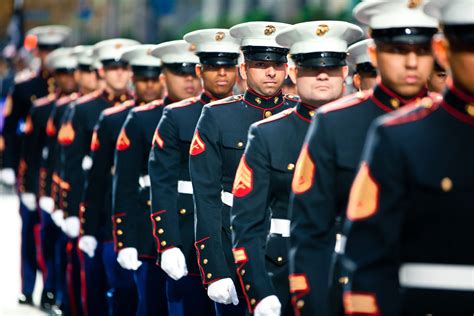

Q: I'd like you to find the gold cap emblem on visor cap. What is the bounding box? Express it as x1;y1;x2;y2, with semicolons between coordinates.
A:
264;25;276;36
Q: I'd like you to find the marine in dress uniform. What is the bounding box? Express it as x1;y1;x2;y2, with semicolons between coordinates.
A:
230;21;363;316
188;21;297;316
148;29;240;315
112;40;200;316
57;38;138;316
341;0;474;314
1;25;70;185
347;39;378;92
288;2;438;315
7;26;71;307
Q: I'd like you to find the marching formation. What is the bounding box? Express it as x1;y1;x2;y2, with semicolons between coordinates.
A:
0;0;473;315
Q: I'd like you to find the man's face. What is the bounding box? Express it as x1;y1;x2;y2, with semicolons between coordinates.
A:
55;72;77;94
293;66;347;106
197;64;237;99
162;69;202;101
133;76;163;103
240;60;287;96
101;65;132;92
74;69;99;93
370;42;434;97
427;69;448;93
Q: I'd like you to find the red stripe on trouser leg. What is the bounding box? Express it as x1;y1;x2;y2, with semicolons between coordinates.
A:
77;245;88;316
66;240;78;316
34;223;48;281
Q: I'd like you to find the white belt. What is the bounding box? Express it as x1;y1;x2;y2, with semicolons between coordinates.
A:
178;180;193;194
139;175;151;188
221;191;233;207
269;218;291;237
334;234;347;254
399;263;474;291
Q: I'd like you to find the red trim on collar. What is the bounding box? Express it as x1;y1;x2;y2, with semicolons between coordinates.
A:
247;88;282;100
378;82;427;104
441;101;474;126
448;81;474;103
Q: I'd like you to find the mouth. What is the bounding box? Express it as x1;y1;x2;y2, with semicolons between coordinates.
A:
404;75;419;84
216;81;228;86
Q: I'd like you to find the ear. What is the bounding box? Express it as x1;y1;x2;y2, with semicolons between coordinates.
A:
342;65;349;78
368;43;378;69
74;70;80;82
195;64;203;79
289;67;297;84
239;62;248;80
432;34;450;72
98;67;105;78
352;73;361;90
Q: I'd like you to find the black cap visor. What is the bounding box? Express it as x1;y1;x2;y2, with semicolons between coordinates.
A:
101;59;130;69
443;24;474;51
356;62;377;76
242;46;289;63
292;52;347;68
131;65;162;78
164;63;197;76
197;52;239;66
371;27;437;45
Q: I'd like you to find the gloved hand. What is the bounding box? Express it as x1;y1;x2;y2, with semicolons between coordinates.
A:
207;278;239;305
39;196;55;214
78;235;98;258
51;209;65;228
0;168;16;186
254;295;281;316
20;193;37;211
62;216;80;238
117;248;142;270
161;248;188;280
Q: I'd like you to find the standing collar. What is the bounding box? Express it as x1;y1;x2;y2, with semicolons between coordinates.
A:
244;88;284;110
295;102;316;123
200;91;217;104
101;89;134;106
371;83;428;112
441;82;474;125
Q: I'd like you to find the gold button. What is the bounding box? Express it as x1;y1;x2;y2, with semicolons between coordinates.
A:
240;269;246;276
158;228;164;234
118;242;123;247
203;258;208;265
309;111;315;117
179;208;186;215
63;202;68;208
420;97;433;108
206;273;212;279
147;200;151;206
117;229;123;235
441;177;453;192
200;244;205;250
116;218;122;224
255;97;262;105
80;205;85;212
155;216;161;221
80;229;84;234
81;218;85;224
245;284;251;291
250;298;256;305
237;141;244;148
264;110;272;118
277;256;283;263
296;300;305;309
339;276;349;284
161;241;167;247
62;192;67;197
287;163;295;171
466;103;474;117
390;98;400;109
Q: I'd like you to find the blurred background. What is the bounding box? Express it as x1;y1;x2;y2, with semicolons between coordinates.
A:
1;0;361;50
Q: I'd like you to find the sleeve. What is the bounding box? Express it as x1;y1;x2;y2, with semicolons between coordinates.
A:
341;122;406;316
288;112;337;315
149;108;183;254
2;84;28;170
189;105;230;285
82;114;112;237
112;111;141;251
41;107;58;198
54;106;72;210
18;108;37;193
231;125;274;312
61;106;88;217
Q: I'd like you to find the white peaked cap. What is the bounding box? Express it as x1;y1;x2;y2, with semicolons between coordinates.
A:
93;38;141;62
183;29;241;54
229;21;291;48
151;40;200;64
120;44;162;67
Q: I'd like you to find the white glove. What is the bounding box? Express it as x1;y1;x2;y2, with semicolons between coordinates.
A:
78;235;98;258
63;216;80;238
51;209;65;228
254;295;281;316
39;196;55;214
117;248;142;270
0;168;16;186
207;278;239;305
161;248;188;280
20;193;37;211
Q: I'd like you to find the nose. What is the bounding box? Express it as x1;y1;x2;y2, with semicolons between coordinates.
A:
217;67;226;76
266;65;276;77
316;69;329;80
405;51;418;69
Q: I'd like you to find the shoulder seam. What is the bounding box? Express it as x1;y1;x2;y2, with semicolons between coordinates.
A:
319;91;370;114
207;95;243;107
254;108;295;126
